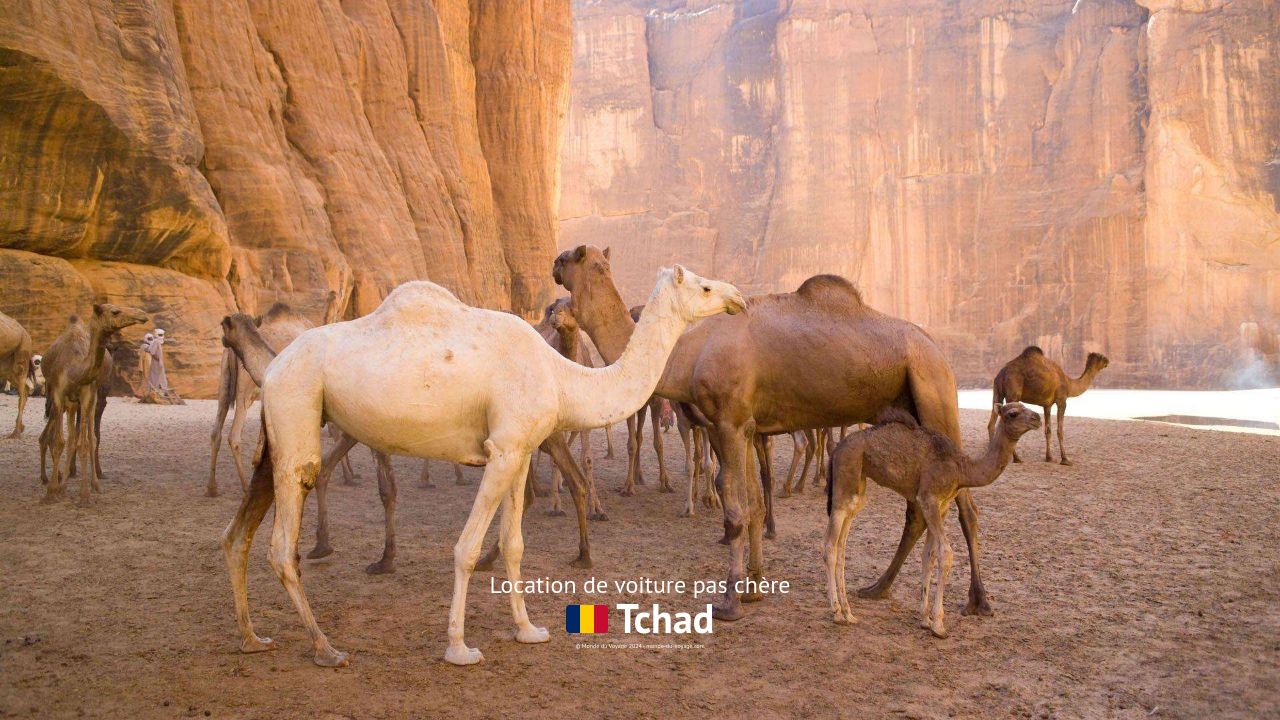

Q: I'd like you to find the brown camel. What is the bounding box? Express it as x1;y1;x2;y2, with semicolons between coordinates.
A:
40;332;124;484
826;404;1040;637
208;302;320;496
39;305;147;504
0;310;34;439
537;298;606;520
554;245;987;621
989;346;1109;465
219;313;402;574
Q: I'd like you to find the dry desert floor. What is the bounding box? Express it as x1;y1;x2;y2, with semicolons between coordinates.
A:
0;395;1276;719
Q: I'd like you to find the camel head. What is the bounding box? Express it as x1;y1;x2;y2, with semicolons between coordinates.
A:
662;265;746;320
545;298;578;334
552;244;613;295
93;303;147;333
993;402;1041;439
220;313;258;349
1085;352;1110;372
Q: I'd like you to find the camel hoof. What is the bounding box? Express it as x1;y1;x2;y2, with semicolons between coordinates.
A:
313;646;349;668
1060;459;1073;466
833;611;857;626
1012;457;1023;464
618;488;634;498
588;512;609;522
444;645;483;666
776;490;791;499
929;625;949;639
5;431;21;440
240;635;276;654
658;484;675;494
962;598;994;617
857;584;889;600
516;625;550;644
365;560;395;575
712;601;745;622
764;529;776;540
39;492;63;505
545;509;567;517
717;535;730;545
307;544;334;560
679;508;695;518
742;591;764;604
569;555;593;570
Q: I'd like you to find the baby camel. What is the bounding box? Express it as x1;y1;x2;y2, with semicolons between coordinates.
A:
223;267;744;668
825;403;1040;638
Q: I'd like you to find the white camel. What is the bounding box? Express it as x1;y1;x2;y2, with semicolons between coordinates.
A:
222;266;744;667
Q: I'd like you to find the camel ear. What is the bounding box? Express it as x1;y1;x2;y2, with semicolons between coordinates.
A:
93;304;105;317
673;265;686;284
603;246;611;260
573;245;587;262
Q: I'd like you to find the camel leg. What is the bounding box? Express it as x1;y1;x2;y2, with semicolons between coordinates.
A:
545;433;597;563
546;445;565;516
603;423;615;459
1042;404;1053;462
814;430;829;489
92;392;106;484
339;454;357;485
227;386;255;494
955;489;992;616
858;502;925;599
39;416;52;486
919;499;952;638
7;355;29;438
699;428;721;510
753;434;776;539
269;468;348;667
75;390;97;505
221;434;276;654
579;428;605;521
498;452;549;646
679;420;697;517
710;420;761;621
419;459;435;488
207;352;236;497
42;406;68;503
652;402;673;492
454;463;468;485
446;440;527;666
622;413;640;495
1057;402;1071;465
825;447;866;624
796;429;816;493
365;450;397;574
66;405;80;479
307;432;358;560
779;432;802;497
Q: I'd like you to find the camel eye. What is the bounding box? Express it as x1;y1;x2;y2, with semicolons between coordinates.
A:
702;286;710;293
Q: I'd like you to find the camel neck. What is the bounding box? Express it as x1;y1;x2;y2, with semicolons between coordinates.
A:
83;322;107;384
572;282;634;365
556;329;579;361
556;278;686;431
231;331;278;386
963;427;1019;489
1067;364;1102;398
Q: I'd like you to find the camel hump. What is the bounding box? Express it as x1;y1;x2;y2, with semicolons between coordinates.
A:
796;275;865;306
1019;345;1044;358
258;302;296;323
378;281;464;318
873;407;919;428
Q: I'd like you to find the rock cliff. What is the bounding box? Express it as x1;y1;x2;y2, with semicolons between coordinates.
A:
0;0;571;397
560;0;1279;387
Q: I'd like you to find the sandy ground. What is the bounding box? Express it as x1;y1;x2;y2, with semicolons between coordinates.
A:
0;395;1277;719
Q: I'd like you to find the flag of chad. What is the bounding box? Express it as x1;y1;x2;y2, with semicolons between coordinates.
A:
565;604;609;634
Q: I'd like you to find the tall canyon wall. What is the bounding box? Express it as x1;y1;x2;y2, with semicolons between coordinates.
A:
560;0;1280;387
0;0;571;397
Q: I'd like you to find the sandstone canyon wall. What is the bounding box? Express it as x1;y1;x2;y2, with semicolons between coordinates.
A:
560;0;1280;388
0;0;571;397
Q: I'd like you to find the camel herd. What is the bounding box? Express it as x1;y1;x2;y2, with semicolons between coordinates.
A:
0;244;1113;668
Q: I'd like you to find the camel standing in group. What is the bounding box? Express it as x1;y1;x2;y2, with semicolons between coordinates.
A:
554;245;985;621
222;268;744;668
207;301;325;496
826;403;1040;638
536;298;606;520
39;305;147;504
989;346;1109;465
1;310;34;439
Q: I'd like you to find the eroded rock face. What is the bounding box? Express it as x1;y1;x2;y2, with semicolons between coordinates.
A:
560;0;1280;388
0;0;570;397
